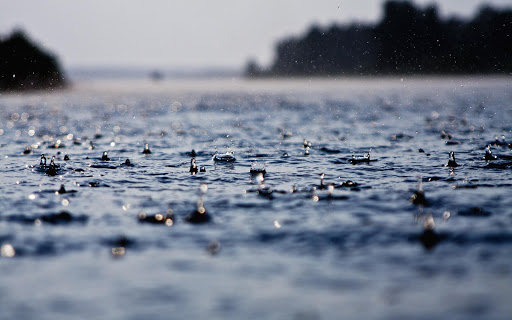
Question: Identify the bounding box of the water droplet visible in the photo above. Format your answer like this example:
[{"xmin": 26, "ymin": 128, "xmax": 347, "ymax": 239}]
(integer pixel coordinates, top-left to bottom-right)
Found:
[
  {"xmin": 207, "ymin": 239, "xmax": 221, "ymax": 255},
  {"xmin": 1, "ymin": 244, "xmax": 15, "ymax": 258},
  {"xmin": 111, "ymin": 247, "xmax": 126, "ymax": 257}
]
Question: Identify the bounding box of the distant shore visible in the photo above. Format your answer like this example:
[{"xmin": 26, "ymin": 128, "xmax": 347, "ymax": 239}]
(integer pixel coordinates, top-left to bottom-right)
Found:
[{"xmin": 246, "ymin": 0, "xmax": 512, "ymax": 77}]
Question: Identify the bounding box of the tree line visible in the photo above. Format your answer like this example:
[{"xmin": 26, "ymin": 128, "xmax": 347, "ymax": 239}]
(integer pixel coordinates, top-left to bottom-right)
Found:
[{"xmin": 246, "ymin": 0, "xmax": 512, "ymax": 77}]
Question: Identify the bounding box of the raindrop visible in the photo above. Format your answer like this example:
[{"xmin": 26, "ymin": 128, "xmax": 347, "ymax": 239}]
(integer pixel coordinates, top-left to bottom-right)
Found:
[{"xmin": 1, "ymin": 244, "xmax": 15, "ymax": 258}]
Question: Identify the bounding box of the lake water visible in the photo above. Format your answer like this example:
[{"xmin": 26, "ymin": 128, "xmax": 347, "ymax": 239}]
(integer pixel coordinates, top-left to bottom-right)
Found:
[{"xmin": 0, "ymin": 76, "xmax": 511, "ymax": 320}]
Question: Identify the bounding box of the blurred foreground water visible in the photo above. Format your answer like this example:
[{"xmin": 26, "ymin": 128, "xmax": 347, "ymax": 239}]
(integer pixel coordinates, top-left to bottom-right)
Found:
[{"xmin": 0, "ymin": 76, "xmax": 511, "ymax": 319}]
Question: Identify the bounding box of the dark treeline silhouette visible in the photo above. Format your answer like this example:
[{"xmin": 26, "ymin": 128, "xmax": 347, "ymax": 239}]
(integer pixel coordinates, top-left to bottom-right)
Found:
[
  {"xmin": 0, "ymin": 29, "xmax": 66, "ymax": 91},
  {"xmin": 246, "ymin": 0, "xmax": 512, "ymax": 77}
]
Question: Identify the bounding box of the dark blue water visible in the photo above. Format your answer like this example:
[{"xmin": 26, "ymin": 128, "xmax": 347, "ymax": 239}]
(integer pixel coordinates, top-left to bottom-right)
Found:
[{"xmin": 1, "ymin": 77, "xmax": 511, "ymax": 319}]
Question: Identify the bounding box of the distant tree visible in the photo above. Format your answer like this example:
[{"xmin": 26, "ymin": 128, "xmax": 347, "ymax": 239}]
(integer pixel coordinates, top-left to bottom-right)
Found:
[
  {"xmin": 244, "ymin": 59, "xmax": 264, "ymax": 77},
  {"xmin": 375, "ymin": 1, "xmax": 444, "ymax": 74},
  {"xmin": 0, "ymin": 29, "xmax": 66, "ymax": 91}
]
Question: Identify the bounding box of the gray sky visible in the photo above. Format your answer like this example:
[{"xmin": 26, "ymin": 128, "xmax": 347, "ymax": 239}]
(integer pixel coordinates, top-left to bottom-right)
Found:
[{"xmin": 1, "ymin": 0, "xmax": 510, "ymax": 70}]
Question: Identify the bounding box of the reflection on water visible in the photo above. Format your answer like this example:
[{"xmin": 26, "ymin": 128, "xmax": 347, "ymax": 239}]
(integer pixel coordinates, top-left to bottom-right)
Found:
[{"xmin": 0, "ymin": 77, "xmax": 512, "ymax": 319}]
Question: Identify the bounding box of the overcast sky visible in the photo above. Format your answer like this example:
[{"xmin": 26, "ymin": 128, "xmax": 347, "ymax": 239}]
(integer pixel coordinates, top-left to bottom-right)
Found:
[{"xmin": 1, "ymin": 0, "xmax": 510, "ymax": 70}]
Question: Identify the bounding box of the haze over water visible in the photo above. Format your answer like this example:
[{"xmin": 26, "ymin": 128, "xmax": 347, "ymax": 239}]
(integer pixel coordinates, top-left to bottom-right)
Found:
[{"xmin": 1, "ymin": 76, "xmax": 511, "ymax": 319}]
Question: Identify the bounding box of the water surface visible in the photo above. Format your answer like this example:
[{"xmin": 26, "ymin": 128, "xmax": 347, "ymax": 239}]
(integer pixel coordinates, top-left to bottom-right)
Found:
[{"xmin": 1, "ymin": 77, "xmax": 511, "ymax": 320}]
